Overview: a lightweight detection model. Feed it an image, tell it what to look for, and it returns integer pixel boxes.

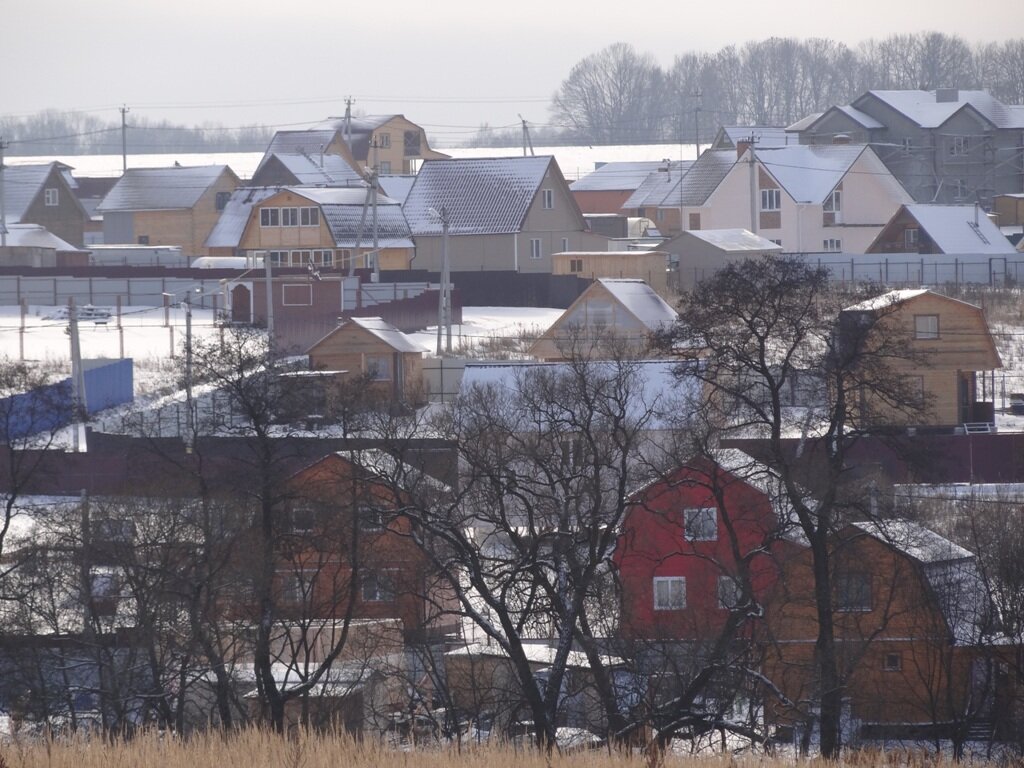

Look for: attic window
[44,188,59,206]
[883,653,902,671]
[378,132,391,149]
[215,191,230,211]
[904,228,920,249]
[403,130,420,157]
[653,576,686,610]
[684,507,717,541]
[949,136,969,157]
[835,571,871,611]
[760,188,781,211]
[542,189,554,209]
[914,314,939,340]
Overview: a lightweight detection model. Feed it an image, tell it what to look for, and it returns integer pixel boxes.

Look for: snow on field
[405,306,562,355]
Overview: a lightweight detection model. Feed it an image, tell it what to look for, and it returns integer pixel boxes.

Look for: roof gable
[2,162,86,221]
[308,316,422,356]
[754,144,867,203]
[879,204,1017,255]
[98,165,237,212]
[255,152,365,187]
[205,186,281,248]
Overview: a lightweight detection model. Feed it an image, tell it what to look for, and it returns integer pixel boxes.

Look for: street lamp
[428,206,452,355]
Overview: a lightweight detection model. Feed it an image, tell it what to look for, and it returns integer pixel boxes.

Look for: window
[281,569,314,603]
[312,249,334,266]
[357,504,385,532]
[378,160,391,174]
[561,237,569,252]
[260,208,280,227]
[282,283,312,306]
[905,375,925,406]
[366,354,392,381]
[404,130,421,157]
[914,314,939,339]
[760,188,781,211]
[770,239,782,246]
[339,249,352,271]
[904,228,920,249]
[542,189,554,209]
[90,568,120,599]
[883,652,902,671]
[530,238,542,260]
[656,208,665,222]
[44,187,59,206]
[718,575,741,609]
[300,207,320,226]
[290,250,311,267]
[569,258,584,273]
[215,191,230,211]
[362,571,395,602]
[824,190,841,213]
[823,238,842,252]
[281,207,299,227]
[286,504,317,535]
[269,250,287,266]
[954,179,967,199]
[949,135,969,157]
[94,518,135,542]
[835,571,871,611]
[378,132,391,149]
[684,507,717,541]
[653,577,686,610]
[137,235,150,245]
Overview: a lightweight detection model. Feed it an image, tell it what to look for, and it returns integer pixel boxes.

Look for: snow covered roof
[831,104,885,129]
[785,112,822,132]
[261,129,342,166]
[347,317,423,353]
[842,288,929,312]
[403,156,556,236]
[97,165,236,212]
[597,278,678,331]
[1,224,85,252]
[754,144,868,203]
[376,175,416,204]
[851,519,973,564]
[621,161,693,208]
[899,204,1017,255]
[446,642,625,669]
[205,186,280,248]
[678,228,784,253]
[571,161,665,192]
[259,152,365,186]
[860,89,1024,129]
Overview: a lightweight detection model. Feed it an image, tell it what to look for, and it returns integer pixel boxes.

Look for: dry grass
[0,730,1007,768]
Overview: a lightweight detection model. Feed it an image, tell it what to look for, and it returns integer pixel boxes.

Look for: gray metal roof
[674,228,784,253]
[597,278,678,331]
[403,156,554,235]
[278,187,412,248]
[258,152,365,186]
[97,165,235,212]
[571,161,664,192]
[376,175,416,204]
[2,223,84,251]
[676,150,736,207]
[261,129,340,166]
[205,186,280,248]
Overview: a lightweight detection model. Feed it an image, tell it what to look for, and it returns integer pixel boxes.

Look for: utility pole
[264,252,275,357]
[68,297,88,453]
[371,137,380,281]
[692,88,703,158]
[747,135,759,235]
[119,105,130,174]
[184,293,195,452]
[0,135,8,248]
[519,115,535,157]
[435,206,451,355]
[344,97,354,150]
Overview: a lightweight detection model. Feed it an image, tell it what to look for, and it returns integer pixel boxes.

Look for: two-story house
[788,89,1024,207]
[839,289,1002,429]
[403,156,608,274]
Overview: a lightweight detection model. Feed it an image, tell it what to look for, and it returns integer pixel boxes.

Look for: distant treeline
[1,110,274,156]
[480,32,1024,146]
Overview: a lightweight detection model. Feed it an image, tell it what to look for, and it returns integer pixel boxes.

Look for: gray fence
[0,275,224,308]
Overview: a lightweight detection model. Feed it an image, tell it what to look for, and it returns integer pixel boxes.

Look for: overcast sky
[4,0,1022,147]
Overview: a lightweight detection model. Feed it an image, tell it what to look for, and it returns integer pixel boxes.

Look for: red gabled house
[613,450,787,641]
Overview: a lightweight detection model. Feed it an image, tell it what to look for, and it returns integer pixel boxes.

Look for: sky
[3,0,1023,147]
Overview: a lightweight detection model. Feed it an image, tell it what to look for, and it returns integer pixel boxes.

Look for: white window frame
[684,507,717,541]
[914,314,939,340]
[542,189,554,209]
[569,257,583,274]
[260,208,280,227]
[362,570,396,603]
[300,207,320,226]
[357,504,385,532]
[824,190,841,213]
[281,283,312,306]
[378,132,391,149]
[950,135,969,157]
[561,237,569,252]
[653,576,686,610]
[823,238,842,252]
[281,207,299,227]
[835,571,872,612]
[44,187,59,206]
[760,188,781,211]
[366,354,392,381]
[904,228,919,249]
[269,250,287,266]
[530,238,542,260]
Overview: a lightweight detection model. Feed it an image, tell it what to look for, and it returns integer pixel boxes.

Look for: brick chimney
[736,139,751,159]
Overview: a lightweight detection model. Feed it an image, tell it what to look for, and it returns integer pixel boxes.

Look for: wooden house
[306,317,425,405]
[97,165,240,256]
[763,519,993,741]
[249,152,366,188]
[839,289,1002,429]
[1,162,88,248]
[529,278,676,362]
[659,229,783,291]
[402,156,609,274]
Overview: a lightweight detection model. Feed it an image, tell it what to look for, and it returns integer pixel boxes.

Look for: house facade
[97,165,240,256]
[659,229,783,291]
[571,161,665,215]
[549,250,669,295]
[403,156,608,274]
[788,89,1024,207]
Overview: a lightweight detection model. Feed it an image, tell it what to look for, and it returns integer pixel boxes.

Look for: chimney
[832,133,851,145]
[936,88,959,103]
[736,139,751,160]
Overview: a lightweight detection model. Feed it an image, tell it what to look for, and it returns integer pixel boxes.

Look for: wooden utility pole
[0,136,8,247]
[120,105,130,174]
[692,88,703,158]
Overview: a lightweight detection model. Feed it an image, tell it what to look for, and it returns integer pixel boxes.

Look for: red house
[613,450,786,641]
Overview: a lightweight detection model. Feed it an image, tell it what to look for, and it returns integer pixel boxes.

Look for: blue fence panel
[0,380,73,441]
[83,359,134,414]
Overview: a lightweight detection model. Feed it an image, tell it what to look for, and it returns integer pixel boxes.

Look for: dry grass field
[0,730,1006,768]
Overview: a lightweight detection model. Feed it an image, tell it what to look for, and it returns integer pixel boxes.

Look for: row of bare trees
[1,261,1024,758]
[549,35,1024,144]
